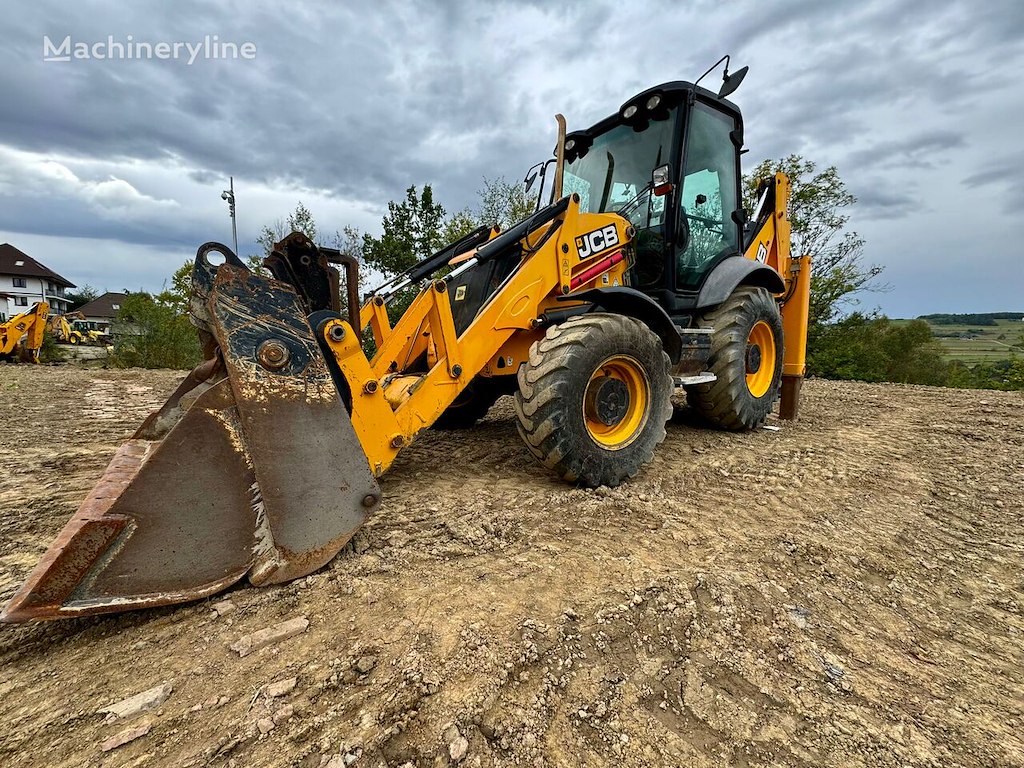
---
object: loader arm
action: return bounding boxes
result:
[313,194,634,477]
[2,195,635,622]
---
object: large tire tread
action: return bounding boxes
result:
[687,286,783,431]
[514,313,673,487]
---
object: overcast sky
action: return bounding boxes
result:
[1,0,1020,316]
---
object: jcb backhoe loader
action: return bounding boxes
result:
[0,301,49,363]
[2,66,810,622]
[48,311,106,345]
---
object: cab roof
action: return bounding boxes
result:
[563,80,743,160]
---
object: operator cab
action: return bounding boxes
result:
[561,79,745,316]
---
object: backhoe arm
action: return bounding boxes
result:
[0,302,49,362]
[742,172,810,419]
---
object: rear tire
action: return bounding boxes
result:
[687,286,783,430]
[515,313,673,487]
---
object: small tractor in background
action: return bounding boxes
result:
[0,301,49,363]
[47,311,107,345]
[3,61,811,623]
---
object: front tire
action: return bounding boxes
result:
[687,286,783,430]
[514,314,673,487]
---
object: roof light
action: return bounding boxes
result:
[645,95,662,110]
[565,139,575,152]
[622,104,638,119]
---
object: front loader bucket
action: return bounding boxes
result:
[2,245,381,622]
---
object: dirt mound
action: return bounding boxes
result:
[1,367,1022,767]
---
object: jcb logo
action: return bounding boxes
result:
[575,225,619,260]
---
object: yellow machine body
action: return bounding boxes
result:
[1,302,49,362]
[3,75,810,623]
[331,202,630,475]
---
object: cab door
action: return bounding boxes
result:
[674,101,742,291]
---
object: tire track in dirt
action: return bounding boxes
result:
[0,367,1021,767]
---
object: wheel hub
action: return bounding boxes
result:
[582,355,650,450]
[588,376,630,426]
[745,343,762,374]
[744,320,777,398]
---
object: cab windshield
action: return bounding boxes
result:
[562,109,678,231]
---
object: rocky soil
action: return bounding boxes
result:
[1,366,1022,767]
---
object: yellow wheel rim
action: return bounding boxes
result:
[583,355,650,450]
[745,320,776,398]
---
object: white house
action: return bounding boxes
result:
[0,243,75,321]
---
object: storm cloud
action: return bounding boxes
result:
[0,0,1021,315]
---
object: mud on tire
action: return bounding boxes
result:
[687,286,783,430]
[514,313,673,487]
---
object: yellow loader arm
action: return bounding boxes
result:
[3,195,635,622]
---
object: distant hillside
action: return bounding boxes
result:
[891,315,1024,365]
[918,312,1024,326]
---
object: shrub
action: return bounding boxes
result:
[109,292,201,370]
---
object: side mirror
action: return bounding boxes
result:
[523,163,540,194]
[652,164,672,197]
[718,66,748,99]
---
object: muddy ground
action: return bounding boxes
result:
[1,366,1022,768]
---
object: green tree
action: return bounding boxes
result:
[443,176,538,242]
[744,155,885,343]
[65,285,99,311]
[1009,359,1024,389]
[811,314,948,385]
[37,330,65,363]
[169,261,193,311]
[362,185,446,279]
[110,291,201,369]
[946,357,1024,391]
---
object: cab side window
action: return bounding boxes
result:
[676,104,739,289]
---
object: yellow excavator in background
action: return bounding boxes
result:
[0,301,49,363]
[3,62,810,622]
[47,311,106,345]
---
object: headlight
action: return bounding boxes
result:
[646,95,661,110]
[565,139,575,151]
[622,104,638,119]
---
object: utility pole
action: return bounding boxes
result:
[221,176,238,255]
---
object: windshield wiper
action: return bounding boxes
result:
[598,151,615,212]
